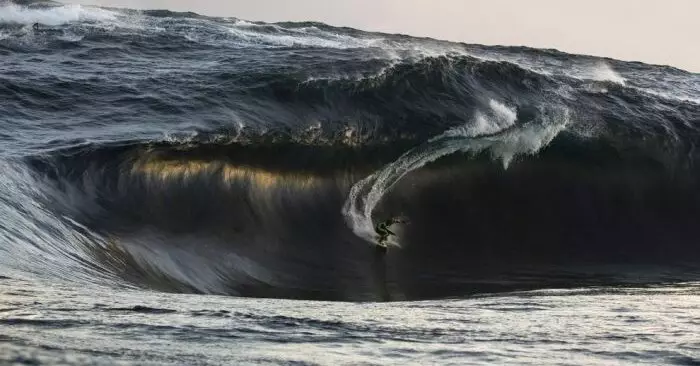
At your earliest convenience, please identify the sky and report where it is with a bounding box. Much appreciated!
[64,0,699,72]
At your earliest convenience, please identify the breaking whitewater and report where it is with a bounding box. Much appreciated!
[1,2,699,365]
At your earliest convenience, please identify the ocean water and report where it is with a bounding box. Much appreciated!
[1,1,699,364]
[2,277,699,365]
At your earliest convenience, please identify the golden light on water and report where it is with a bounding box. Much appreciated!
[129,156,322,189]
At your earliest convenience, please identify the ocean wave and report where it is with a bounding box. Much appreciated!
[1,1,699,301]
[8,110,699,300]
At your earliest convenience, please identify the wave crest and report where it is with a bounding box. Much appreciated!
[0,3,116,26]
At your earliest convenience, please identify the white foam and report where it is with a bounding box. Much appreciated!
[634,87,700,106]
[223,20,470,57]
[56,33,84,42]
[445,100,517,138]
[183,32,198,42]
[343,102,571,245]
[232,19,256,27]
[586,62,626,85]
[225,24,383,49]
[0,3,116,26]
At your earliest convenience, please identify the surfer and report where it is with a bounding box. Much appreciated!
[32,23,40,31]
[374,217,408,249]
[372,217,407,301]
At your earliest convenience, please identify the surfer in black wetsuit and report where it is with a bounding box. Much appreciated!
[32,23,40,31]
[374,217,408,252]
[372,217,408,301]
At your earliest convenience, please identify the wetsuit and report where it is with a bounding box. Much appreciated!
[375,219,399,246]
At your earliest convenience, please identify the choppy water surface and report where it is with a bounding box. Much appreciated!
[1,1,699,364]
[2,278,699,365]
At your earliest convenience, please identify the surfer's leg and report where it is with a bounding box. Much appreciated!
[377,233,389,246]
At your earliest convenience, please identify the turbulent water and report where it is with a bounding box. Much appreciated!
[1,1,699,365]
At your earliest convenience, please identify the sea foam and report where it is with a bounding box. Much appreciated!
[0,3,115,26]
[587,62,626,85]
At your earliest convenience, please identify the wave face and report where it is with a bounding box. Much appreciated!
[1,1,700,301]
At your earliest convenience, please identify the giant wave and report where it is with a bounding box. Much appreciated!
[1,1,699,301]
